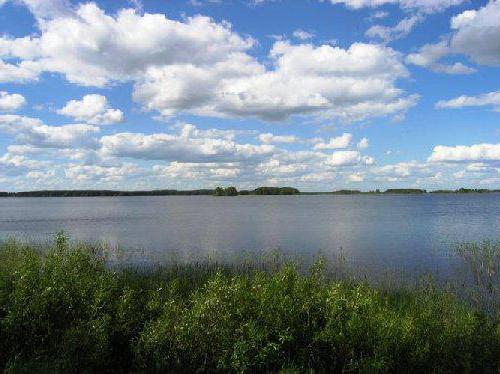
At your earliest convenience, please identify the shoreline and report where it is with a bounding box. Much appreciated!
[0,188,499,197]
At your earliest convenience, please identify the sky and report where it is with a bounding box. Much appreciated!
[0,0,498,192]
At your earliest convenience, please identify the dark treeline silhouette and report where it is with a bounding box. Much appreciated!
[0,187,301,197]
[330,190,363,195]
[214,187,300,196]
[0,189,215,197]
[330,188,499,195]
[384,189,427,194]
[0,187,497,197]
[213,187,238,196]
[252,187,300,195]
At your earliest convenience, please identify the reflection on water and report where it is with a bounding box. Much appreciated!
[0,194,498,274]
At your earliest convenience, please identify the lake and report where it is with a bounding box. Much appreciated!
[0,194,498,275]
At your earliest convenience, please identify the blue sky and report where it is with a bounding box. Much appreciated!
[0,0,498,191]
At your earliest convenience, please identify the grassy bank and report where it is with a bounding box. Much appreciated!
[0,236,498,373]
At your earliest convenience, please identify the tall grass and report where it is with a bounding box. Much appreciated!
[0,234,498,373]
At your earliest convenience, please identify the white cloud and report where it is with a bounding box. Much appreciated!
[0,91,25,112]
[347,172,364,182]
[0,114,99,149]
[57,94,124,125]
[357,137,369,149]
[153,162,240,181]
[1,2,416,123]
[1,3,254,86]
[428,143,500,163]
[374,161,427,177]
[450,1,500,66]
[406,41,476,74]
[325,0,465,13]
[135,41,416,122]
[0,153,45,177]
[324,150,361,166]
[371,11,389,19]
[450,9,477,30]
[64,163,142,183]
[15,0,73,20]
[407,1,500,73]
[0,60,40,83]
[366,14,423,42]
[256,158,311,176]
[101,123,275,163]
[314,133,352,150]
[258,133,299,144]
[292,29,314,41]
[436,91,500,111]
[365,161,450,186]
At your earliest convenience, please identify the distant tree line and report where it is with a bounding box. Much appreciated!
[0,187,301,198]
[213,187,238,196]
[0,189,216,197]
[431,188,497,194]
[384,189,427,194]
[214,186,300,196]
[0,187,497,197]
[252,187,300,195]
[330,188,499,195]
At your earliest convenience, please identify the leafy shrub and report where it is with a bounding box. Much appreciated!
[0,237,498,373]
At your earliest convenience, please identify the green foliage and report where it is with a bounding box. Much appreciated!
[331,189,362,194]
[253,187,300,195]
[0,238,120,372]
[455,188,493,194]
[384,189,427,194]
[214,186,239,196]
[0,238,498,373]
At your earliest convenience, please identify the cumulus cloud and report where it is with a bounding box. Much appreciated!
[0,153,45,177]
[100,123,275,163]
[436,91,500,111]
[428,143,500,163]
[450,1,500,66]
[0,3,254,86]
[450,9,477,29]
[357,137,369,149]
[2,1,492,190]
[135,40,417,122]
[0,114,99,149]
[292,29,314,41]
[406,41,476,74]
[0,91,25,112]
[258,133,299,144]
[347,172,364,182]
[366,14,423,43]
[373,161,432,178]
[64,163,142,183]
[325,0,465,13]
[407,1,500,73]
[154,162,240,181]
[0,60,40,83]
[324,150,361,166]
[57,94,124,125]
[0,2,416,123]
[314,133,352,150]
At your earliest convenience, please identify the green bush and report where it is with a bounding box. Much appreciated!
[0,236,120,372]
[0,237,498,373]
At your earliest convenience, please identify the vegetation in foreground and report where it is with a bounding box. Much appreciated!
[0,236,498,373]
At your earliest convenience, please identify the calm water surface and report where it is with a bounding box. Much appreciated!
[0,194,498,273]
